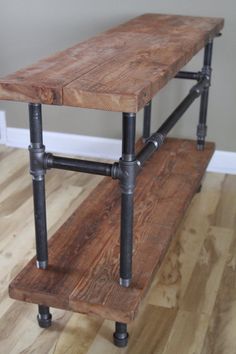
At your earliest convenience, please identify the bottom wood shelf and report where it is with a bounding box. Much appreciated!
[9,138,214,323]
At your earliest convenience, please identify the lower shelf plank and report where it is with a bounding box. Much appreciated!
[9,138,215,323]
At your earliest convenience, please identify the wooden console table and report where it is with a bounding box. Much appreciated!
[0,14,224,347]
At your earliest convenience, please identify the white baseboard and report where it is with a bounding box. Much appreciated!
[0,111,7,144]
[0,112,121,160]
[207,151,236,175]
[0,112,236,174]
[6,127,122,160]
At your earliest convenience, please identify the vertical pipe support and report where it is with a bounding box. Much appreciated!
[114,112,137,347]
[119,112,137,288]
[28,103,48,269]
[197,40,213,150]
[143,100,152,141]
[28,103,52,328]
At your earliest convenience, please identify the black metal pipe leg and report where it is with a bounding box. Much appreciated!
[120,193,134,286]
[197,88,209,150]
[28,103,52,327]
[119,112,136,288]
[37,305,52,328]
[113,322,129,347]
[143,100,152,141]
[196,183,202,194]
[197,40,213,150]
[32,178,48,269]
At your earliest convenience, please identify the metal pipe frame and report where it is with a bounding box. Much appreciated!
[46,154,113,176]
[37,305,52,328]
[28,103,48,269]
[136,77,209,167]
[197,40,213,150]
[113,113,136,347]
[27,36,219,347]
[175,70,203,80]
[119,112,136,287]
[36,63,211,181]
[143,100,152,140]
[113,322,129,347]
[28,103,52,328]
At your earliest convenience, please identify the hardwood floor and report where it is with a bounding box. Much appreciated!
[0,145,235,354]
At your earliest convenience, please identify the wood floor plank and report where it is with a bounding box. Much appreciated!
[11,307,70,354]
[0,302,33,353]
[0,149,27,185]
[86,305,177,354]
[179,226,233,315]
[200,174,236,354]
[146,173,225,308]
[200,237,236,354]
[163,310,210,354]
[210,174,236,229]
[51,314,103,354]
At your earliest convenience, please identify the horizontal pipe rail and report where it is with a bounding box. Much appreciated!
[45,154,113,177]
[175,71,202,80]
[137,78,208,167]
[43,79,209,180]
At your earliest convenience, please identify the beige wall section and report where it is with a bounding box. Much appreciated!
[0,0,235,151]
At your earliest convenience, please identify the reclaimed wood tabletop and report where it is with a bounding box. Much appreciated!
[0,14,223,112]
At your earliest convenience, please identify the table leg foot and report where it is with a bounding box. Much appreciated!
[196,184,202,193]
[113,322,129,347]
[37,305,52,328]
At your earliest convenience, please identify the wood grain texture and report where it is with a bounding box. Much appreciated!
[86,306,178,354]
[200,175,236,354]
[1,145,235,353]
[148,173,226,309]
[9,138,215,323]
[0,14,224,111]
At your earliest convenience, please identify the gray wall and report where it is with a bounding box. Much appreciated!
[0,0,235,151]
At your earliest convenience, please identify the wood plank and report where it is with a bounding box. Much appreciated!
[1,147,235,352]
[200,175,236,354]
[50,313,102,354]
[179,226,233,315]
[0,302,70,354]
[210,174,236,230]
[163,226,233,354]
[163,310,210,354]
[200,240,236,354]
[0,14,224,111]
[9,139,215,323]
[107,13,224,38]
[87,306,178,354]
[0,31,150,105]
[148,173,225,309]
[64,15,224,112]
